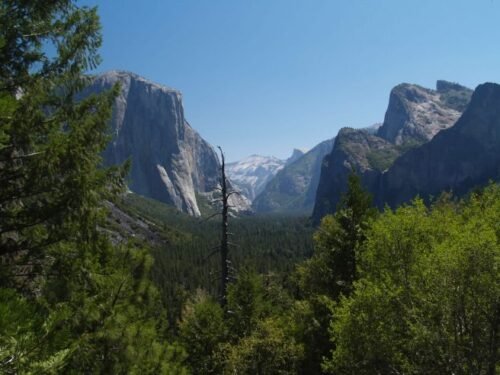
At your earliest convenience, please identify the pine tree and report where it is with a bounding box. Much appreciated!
[0,1,186,372]
[294,171,377,373]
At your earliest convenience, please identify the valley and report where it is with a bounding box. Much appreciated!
[1,1,499,374]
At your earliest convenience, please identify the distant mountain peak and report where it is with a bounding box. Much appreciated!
[286,148,306,165]
[253,139,335,215]
[226,155,286,201]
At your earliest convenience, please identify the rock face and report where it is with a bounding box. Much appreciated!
[378,82,500,207]
[313,129,395,220]
[286,148,306,165]
[226,155,286,201]
[377,83,469,145]
[253,139,334,214]
[313,81,473,222]
[88,71,250,216]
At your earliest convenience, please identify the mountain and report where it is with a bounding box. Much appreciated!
[378,82,500,207]
[377,82,469,145]
[313,80,473,222]
[226,155,286,201]
[87,71,250,217]
[252,139,334,214]
[286,148,306,165]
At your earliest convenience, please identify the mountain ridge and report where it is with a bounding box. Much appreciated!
[313,80,474,222]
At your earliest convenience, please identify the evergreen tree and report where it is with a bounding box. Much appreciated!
[294,171,377,373]
[298,172,377,299]
[0,1,186,372]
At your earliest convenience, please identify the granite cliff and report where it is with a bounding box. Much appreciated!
[87,71,250,216]
[313,81,474,222]
[378,82,500,207]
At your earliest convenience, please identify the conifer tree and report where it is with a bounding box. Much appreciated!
[0,1,186,373]
[294,171,377,373]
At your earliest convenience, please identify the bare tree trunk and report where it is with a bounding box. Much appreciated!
[218,147,230,308]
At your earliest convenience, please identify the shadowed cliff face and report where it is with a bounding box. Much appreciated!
[313,129,392,220]
[88,71,250,216]
[378,82,500,207]
[313,81,474,223]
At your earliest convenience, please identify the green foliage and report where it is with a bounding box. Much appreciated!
[366,146,401,171]
[0,1,186,373]
[118,193,314,324]
[178,290,227,374]
[178,271,299,374]
[0,288,71,374]
[293,172,377,373]
[366,139,422,171]
[224,316,304,374]
[298,172,377,299]
[227,272,266,338]
[324,184,500,374]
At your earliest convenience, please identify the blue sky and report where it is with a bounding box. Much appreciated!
[83,0,500,162]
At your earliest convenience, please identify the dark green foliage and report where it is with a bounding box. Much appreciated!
[179,272,301,374]
[0,1,186,373]
[298,172,377,299]
[366,139,422,171]
[366,146,401,171]
[294,172,377,373]
[117,193,314,324]
[178,290,227,374]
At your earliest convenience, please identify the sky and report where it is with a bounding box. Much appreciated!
[83,0,500,162]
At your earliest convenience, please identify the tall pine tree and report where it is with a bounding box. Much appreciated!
[0,1,186,373]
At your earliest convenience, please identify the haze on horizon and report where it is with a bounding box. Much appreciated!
[83,0,500,162]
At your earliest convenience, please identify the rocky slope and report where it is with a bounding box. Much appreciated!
[87,71,250,216]
[253,139,334,214]
[378,82,500,207]
[313,81,473,222]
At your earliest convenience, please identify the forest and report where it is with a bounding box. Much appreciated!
[0,1,498,374]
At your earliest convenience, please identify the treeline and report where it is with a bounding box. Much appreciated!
[119,193,313,323]
[1,1,498,374]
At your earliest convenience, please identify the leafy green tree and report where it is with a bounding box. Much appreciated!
[324,185,500,374]
[224,316,304,375]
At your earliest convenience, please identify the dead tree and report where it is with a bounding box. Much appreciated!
[203,147,240,308]
[218,146,230,307]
